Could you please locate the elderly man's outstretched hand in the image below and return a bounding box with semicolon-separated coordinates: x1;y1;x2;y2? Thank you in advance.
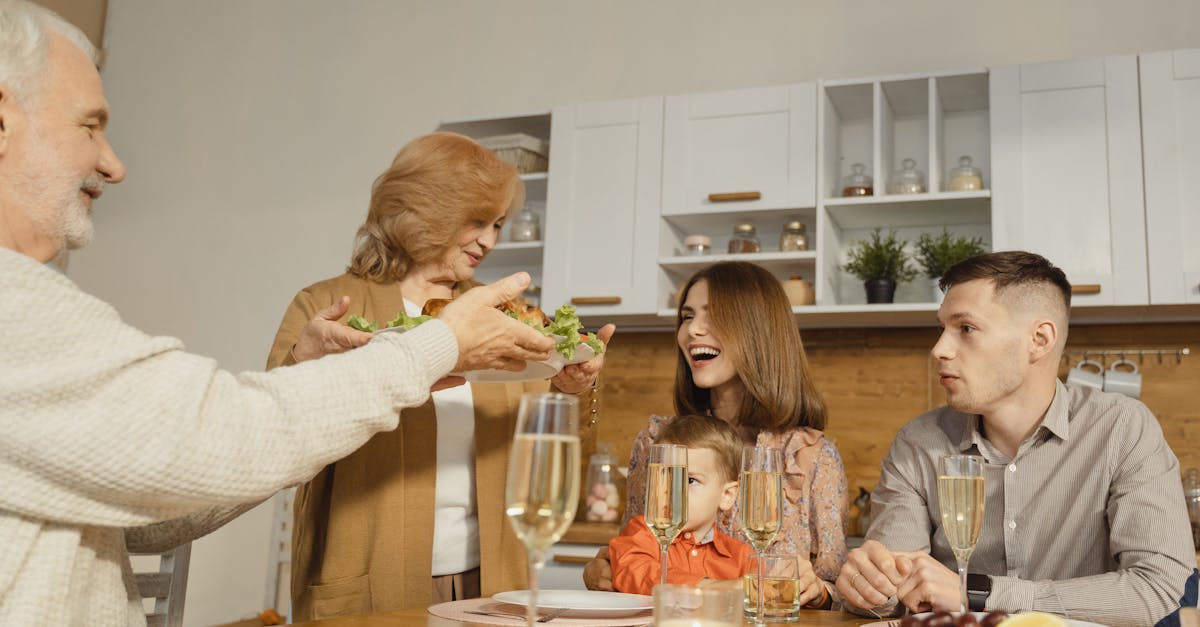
439;272;555;373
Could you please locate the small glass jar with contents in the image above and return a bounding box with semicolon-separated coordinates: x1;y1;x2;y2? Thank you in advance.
889;158;926;194
508;209;541;242
947;155;984;191
683;234;712;256
780;221;809;252
841;163;873;197
584;443;622;523
728;224;761;254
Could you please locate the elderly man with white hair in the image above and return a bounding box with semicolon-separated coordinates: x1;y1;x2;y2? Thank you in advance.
0;1;555;624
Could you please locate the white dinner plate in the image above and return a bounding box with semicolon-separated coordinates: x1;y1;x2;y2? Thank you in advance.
455;360;562;382
491;590;653;618
548;342;596;367
373;325;565;382
862;612;1108;627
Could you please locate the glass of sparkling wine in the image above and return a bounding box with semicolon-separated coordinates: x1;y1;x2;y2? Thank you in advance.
505;393;581;627
938;454;985;614
740;446;783;627
646;443;688;585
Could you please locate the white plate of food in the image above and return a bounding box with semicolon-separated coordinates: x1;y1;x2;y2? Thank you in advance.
491;589;653;618
375;326;571;382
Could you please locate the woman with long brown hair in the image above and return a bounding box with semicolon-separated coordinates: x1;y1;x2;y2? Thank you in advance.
589;261;846;608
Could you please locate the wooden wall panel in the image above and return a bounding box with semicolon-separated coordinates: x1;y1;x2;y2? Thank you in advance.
593;322;1199;510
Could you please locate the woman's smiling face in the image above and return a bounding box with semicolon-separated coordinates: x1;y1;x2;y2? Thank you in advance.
436;208;506;282
677;280;738;391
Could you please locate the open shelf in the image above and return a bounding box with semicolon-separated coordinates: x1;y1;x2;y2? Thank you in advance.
659;251;817;275
486;241;543;269
824;190;991;229
520;172;547;201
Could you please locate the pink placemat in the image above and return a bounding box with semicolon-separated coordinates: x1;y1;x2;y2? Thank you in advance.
428;597;652;626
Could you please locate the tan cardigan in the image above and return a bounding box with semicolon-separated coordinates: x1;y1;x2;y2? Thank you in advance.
266;272;575;620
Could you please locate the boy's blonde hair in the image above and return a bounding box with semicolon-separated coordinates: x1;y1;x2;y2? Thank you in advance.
654;415;743;483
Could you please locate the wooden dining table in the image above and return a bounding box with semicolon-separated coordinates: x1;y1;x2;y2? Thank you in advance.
287;607;883;626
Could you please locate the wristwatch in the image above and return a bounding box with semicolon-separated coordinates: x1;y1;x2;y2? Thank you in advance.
967;573;992;611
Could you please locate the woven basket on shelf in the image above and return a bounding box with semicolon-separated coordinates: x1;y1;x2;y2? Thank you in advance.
477;133;549;174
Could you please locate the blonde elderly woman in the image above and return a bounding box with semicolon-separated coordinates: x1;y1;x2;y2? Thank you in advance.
267;132;615;620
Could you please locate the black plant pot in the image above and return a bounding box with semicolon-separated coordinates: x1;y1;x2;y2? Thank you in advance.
864;279;897;304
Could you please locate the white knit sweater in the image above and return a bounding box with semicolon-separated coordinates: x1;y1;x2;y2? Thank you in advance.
0;247;458;626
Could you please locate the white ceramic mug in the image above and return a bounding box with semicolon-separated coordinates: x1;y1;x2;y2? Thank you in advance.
1065;359;1104;390
1103;359;1142;398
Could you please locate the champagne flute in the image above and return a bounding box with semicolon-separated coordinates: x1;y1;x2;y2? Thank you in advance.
505;393;581;627
645;443;688;586
937;454;985;614
740;446;783;627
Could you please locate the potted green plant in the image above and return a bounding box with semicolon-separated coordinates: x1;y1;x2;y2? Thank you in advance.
842;229;917;304
915;228;987;302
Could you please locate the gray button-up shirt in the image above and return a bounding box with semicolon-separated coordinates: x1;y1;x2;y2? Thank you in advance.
866;381;1194;626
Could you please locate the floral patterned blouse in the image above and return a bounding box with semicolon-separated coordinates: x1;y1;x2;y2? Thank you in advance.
623;414;849;583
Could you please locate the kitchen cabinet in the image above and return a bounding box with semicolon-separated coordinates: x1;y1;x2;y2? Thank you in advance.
818;71;992;307
542;98;663;317
442;52;1197;330
989;56;1148;306
1140;49;1200;305
437;112;551;299
657;84;818;316
661;84;816;215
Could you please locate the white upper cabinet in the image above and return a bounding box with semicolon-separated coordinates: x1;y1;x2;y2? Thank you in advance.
661;84;816;215
1140;49;1200;305
990;56;1148;306
542;98;663;317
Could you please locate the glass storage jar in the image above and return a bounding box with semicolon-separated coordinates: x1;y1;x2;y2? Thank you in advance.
508;209;541;242
947;155;984;191
889;158;926;194
841;163;873;197
584;443;621;522
780;221;809;252
782;275;815;306
683;234;712;256
728;224;761;254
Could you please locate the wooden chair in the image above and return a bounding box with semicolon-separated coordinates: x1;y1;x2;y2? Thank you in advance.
263;487;296;620
133;542;192;627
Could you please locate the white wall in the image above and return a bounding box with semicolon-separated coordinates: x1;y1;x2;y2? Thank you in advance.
70;1;1200;625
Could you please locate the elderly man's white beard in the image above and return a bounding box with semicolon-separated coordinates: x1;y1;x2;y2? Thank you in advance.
22;131;102;252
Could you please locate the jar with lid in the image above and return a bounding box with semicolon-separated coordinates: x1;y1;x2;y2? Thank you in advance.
683;234;712;256
780;221;809;252
508;209;541;242
782;275;815;306
727;224;761;254
841;163;873;197
889;158;926;194
584;443;622;522
947;155;984;191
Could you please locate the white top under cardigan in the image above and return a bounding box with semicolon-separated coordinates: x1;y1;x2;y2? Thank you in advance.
404;298;480;576
0;246;458;626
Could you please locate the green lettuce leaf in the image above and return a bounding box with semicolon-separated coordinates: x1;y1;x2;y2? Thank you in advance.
346;314;377;333
386;311;432;330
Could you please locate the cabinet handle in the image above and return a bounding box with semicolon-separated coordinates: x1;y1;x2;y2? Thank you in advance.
1071;284;1102;295
551;555;593;565
570;296;622;305
707;191;761;202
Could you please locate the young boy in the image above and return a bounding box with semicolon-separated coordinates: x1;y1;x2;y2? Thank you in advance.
609;415;755;595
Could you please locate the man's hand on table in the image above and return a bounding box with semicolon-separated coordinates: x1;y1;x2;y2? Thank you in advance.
894;552;964;614
836;539;910;613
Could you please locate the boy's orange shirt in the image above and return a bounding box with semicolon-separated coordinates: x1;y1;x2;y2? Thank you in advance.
608;514;756;595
